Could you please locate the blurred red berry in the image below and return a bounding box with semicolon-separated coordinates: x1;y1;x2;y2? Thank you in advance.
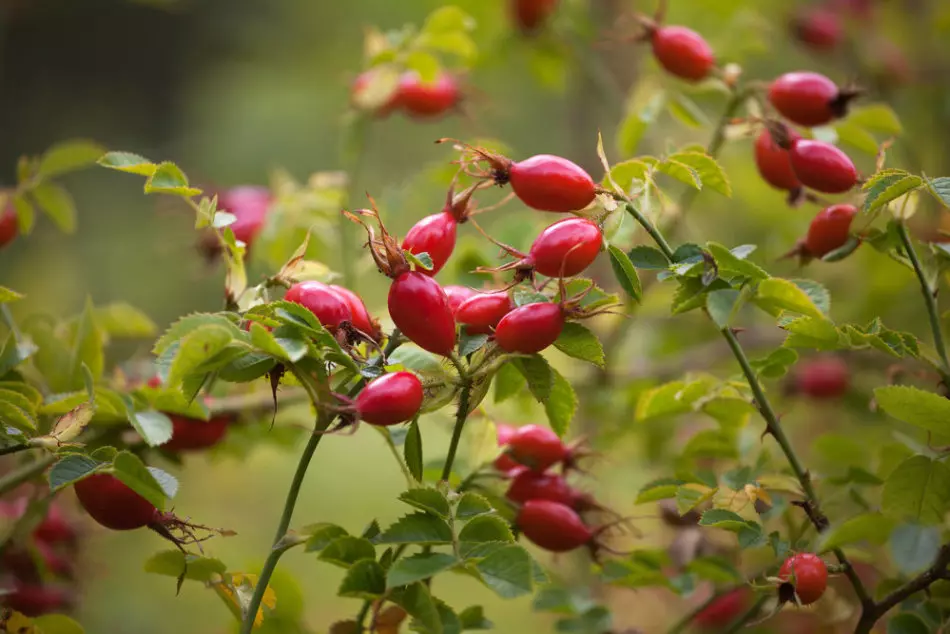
804;204;857;257
397;72;461;119
651;25;715;82
795;356;850;399
755;128;802;192
0;201;18;248
509;0;558;33
792;8;842;52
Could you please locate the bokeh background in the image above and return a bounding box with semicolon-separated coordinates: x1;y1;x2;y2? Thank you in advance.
2;0;950;632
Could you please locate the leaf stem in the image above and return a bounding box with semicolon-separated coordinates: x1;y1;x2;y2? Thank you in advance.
441;355;472;483
624;202;676;260
240;335;402;634
896;222;950;383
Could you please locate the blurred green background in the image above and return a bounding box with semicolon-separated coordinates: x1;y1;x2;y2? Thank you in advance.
2;0;950;632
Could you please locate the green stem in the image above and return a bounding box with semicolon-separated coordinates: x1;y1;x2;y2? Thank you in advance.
624;203;675;260
441;355;472;483
897;222;950;383
241;335;402;634
722;594;768;634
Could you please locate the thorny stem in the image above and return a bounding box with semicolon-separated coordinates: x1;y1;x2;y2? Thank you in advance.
625;201;873;610
897;222;950;385
441;354;472;483
240;335;402;634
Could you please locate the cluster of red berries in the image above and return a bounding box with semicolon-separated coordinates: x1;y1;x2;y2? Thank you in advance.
493;424;619;556
0;497;78;617
352;70;461;120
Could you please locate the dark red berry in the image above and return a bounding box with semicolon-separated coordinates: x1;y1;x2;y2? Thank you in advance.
329;285;379;339
32;504;76;546
794;356;850;398
804;204;857;257
494;302;564;354
455;292;513;335
651;26;715;82
285;281;352;331
219;186;272;247
401;211;457;276
444;285;478;314
768;72;845;127
506;471;578;507
162;414;231;452
494;423;523;475
2;583;72;617
529;217;602;277
792;8;842;51
355;371;424;427
74;473;159;531
517;500;592;552
351;69;401;117
694;588;753;629
506;424;569;472
1;541;73;582
508;155;596;213
0;201;17;248
754;128;802;192
788;139;857;194
779;553;828;605
388;272;457;356
509;0;558;33
397;72;460;119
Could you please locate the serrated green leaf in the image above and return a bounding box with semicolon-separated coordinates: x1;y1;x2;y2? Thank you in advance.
339;559;386;599
513;355;552;400
458;332;489;357
927;177;950;209
49;455;102;490
144;161;201;197
755;278;823;318
399;488;450;518
882;456;950;524
473;544;534;599
390;582;443;634
818;513;896;552
32;182;76;233
544;366;576;437
706;242;768;280
698;509;752;532
126;405;174;448
456;492;493;519
111;451;170;510
37;139;106;179
69;298;104;386
658;159;701;190
608;244;641;302
387;552;458;588
167;324;235;387
458;606;492;630
627;245;670;270
553;323;605;368
863;172;923;213
635;478;682;504
303;523;350;552
317;536;376;568
875;385;950;434
377;512;453;545
886;612;931;634
97;151;157;175
459;515;514;544
153;313;241;356
669;151;732;197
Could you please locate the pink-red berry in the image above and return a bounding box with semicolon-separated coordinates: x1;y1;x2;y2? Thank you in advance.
219;186;272;248
651;26;715;82
285;281;353;331
494;302;564;354
509;0;558;33
329;285;379;339
162;414;232;452
792;8;842;51
506;424;569;472
443;285;478;314
768;72;845;127
517;500;592;552
0;201;17;248
788;139;857;194
401;211;457;276
779;553;828;605
74;473;159;531
804;204;857;257
351;69;402;117
455;292;513;335
388;272;457;356
529;217;602;277
355;372;424;427
397;72;461;119
494;423;523;475
508;155;596;213
795;356;850;398
754;128;803;192
506;471;579;508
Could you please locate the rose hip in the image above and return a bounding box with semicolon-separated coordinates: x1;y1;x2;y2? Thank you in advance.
792;8;842;52
494;423;523;475
651;25;715;82
508;155;596;213
494;302;564;354
794;356;850;399
397;72;461;119
788;139;857;194
74;473;160;531
529;217;602;277
0;200;17;248
779;553;828;605
444;285;478;314
754;128;802;192
284;281;353;331
388;272;457;356
162;414;231;452
506;424;569;472
768;72;853;127
355;372;424;427
506;471;582;508
455;292;513;335
219;186;272;248
509;0;558;34
516;500;592;552
804;204;857;257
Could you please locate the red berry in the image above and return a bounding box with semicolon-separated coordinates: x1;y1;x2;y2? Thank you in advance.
74;473;158;531
388;272;457;356
694;588;753;629
329;285;378;338
285;281;352;331
443;285;478;315
651;26;715;82
32;504;76;546
754;128;803;192
401;211;457;276
219;186;272;247
768;72;843;127
792;9;842;51
508;155;596;213
509;0;558;33
397;72;460;119
506;424;568;472
455;292;513;335
779;553;828;605
516;500;592;552
351;69;401;117
162;414;231;452
506;471;578;507
355;371;424;427
494;302;564;354
804;204;857;257
2;583;72;617
788;139;857;194
0;202;17;248
494;424;523;475
795;356;850;398
529;217;602;277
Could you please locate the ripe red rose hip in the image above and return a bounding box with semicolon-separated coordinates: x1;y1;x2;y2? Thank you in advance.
388;271;457;356
285;281;352;331
163;414;231;452
788;139;858;194
694;588;753;629
355;371;424;427
330;285;379;340
32;504;77;545
506;470;580;508
509;0;558;33
768;72;852;127
779;553;828;605
402;212;457;276
455;292;513;335
506;424;569;472
0;201;18;248
651;25;715;82
219;186;272;247
517;500;592;552
794;356;850;398
754;128;802;192
444;285;477;314
792;8;842;52
494;302;564;354
507;155;596;213
74;473;159;531
530;217;602;277
805;204;857;257
494;423;523;475
397;72;461;119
